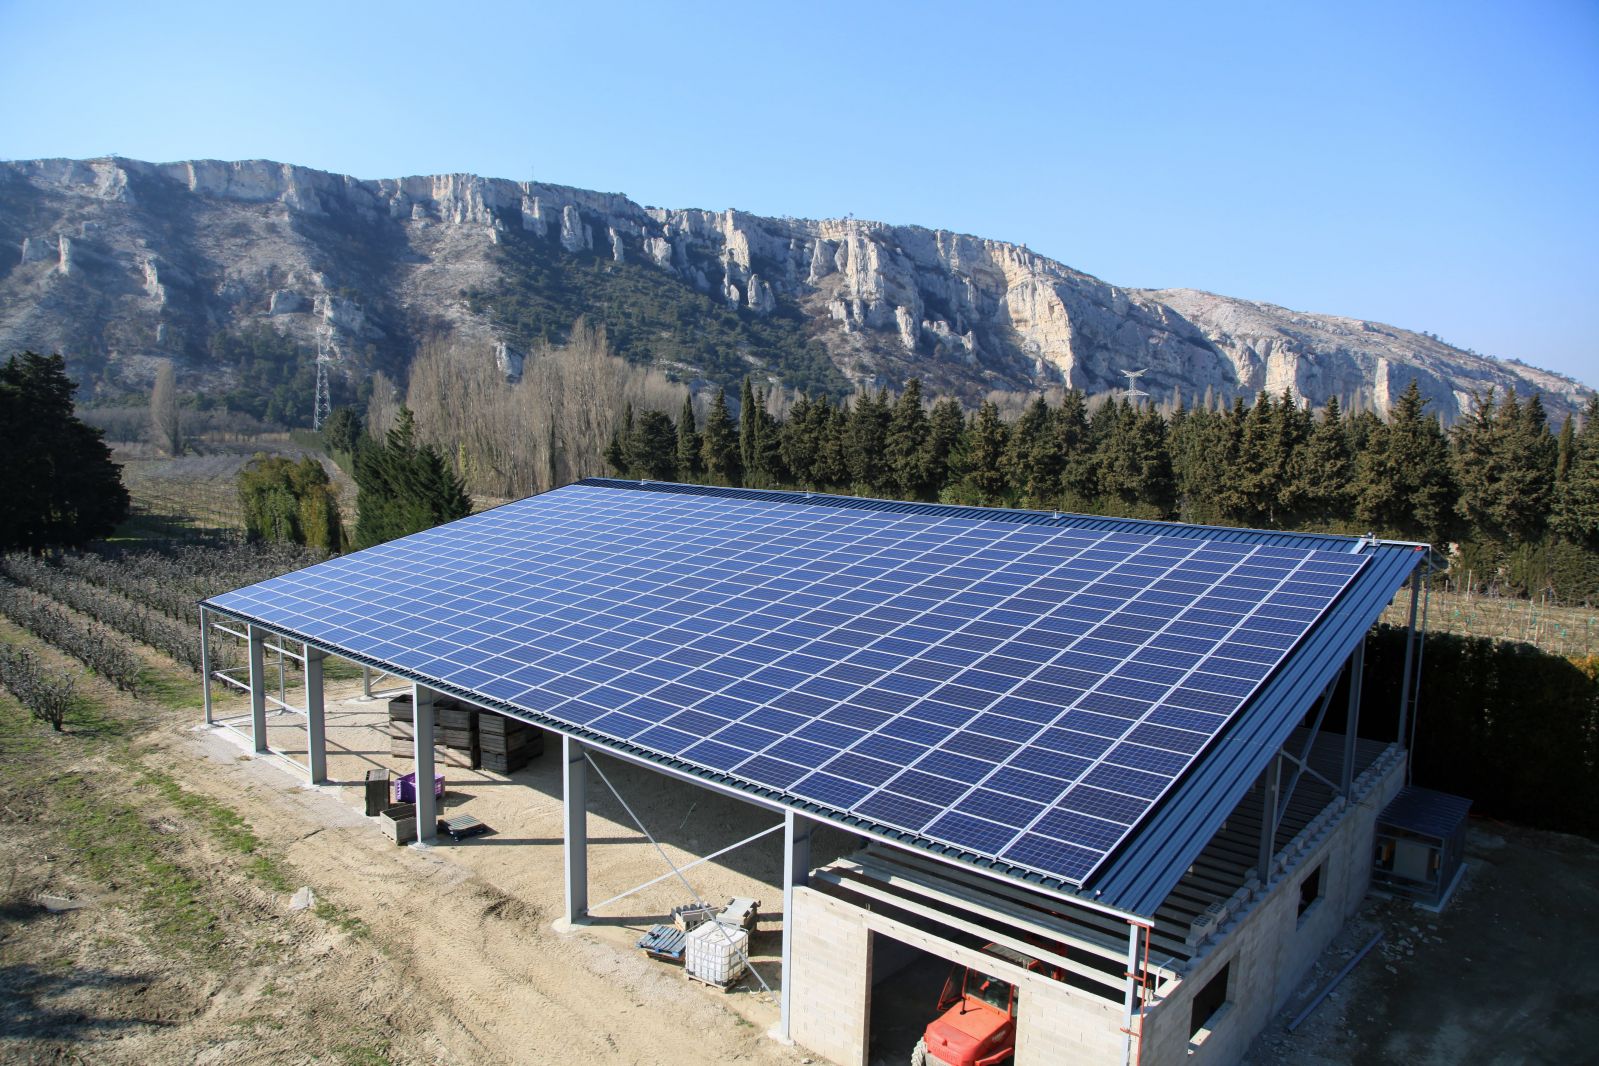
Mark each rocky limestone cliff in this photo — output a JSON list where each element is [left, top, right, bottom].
[[0, 156, 1589, 422]]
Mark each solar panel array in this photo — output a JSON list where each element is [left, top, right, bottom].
[[208, 482, 1367, 886]]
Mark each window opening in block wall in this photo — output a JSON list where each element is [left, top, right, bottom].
[[1298, 862, 1325, 920], [1189, 962, 1230, 1038]]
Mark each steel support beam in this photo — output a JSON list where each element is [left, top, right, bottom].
[[306, 647, 327, 784], [412, 684, 437, 843], [563, 735, 588, 924], [777, 809, 812, 1044], [1257, 753, 1282, 882], [247, 625, 268, 753], [199, 607, 214, 726], [363, 666, 373, 699], [1342, 640, 1365, 796], [1397, 577, 1421, 745]]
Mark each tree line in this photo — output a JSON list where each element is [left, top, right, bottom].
[[605, 377, 1599, 604]]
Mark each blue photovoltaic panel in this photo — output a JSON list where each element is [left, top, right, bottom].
[[205, 481, 1367, 887]]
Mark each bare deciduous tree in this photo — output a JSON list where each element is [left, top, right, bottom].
[[402, 320, 686, 500], [150, 361, 183, 456]]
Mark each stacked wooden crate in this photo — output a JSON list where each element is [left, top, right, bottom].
[[388, 694, 478, 769], [479, 711, 543, 774], [436, 699, 480, 770], [388, 694, 427, 758]]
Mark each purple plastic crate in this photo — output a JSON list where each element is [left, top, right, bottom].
[[393, 771, 445, 804]]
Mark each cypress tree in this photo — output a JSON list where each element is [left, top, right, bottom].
[[779, 394, 820, 487], [606, 402, 634, 475], [738, 377, 757, 479], [675, 394, 700, 481], [751, 386, 786, 487]]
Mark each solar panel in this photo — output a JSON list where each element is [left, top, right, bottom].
[[206, 481, 1366, 887]]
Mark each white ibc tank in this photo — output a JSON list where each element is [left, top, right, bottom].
[[683, 920, 749, 986]]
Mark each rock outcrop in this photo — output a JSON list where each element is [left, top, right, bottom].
[[0, 156, 1588, 421]]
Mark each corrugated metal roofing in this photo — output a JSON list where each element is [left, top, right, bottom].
[[1379, 786, 1472, 840]]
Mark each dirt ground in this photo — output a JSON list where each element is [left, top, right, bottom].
[[5, 661, 1598, 1065], [1246, 823, 1599, 1065]]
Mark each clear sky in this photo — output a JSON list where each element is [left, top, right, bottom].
[[2, 0, 1595, 386]]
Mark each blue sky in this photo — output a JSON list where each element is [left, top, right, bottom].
[[2, 0, 1595, 386]]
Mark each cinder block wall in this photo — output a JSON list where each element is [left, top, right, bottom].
[[1136, 752, 1407, 1065], [789, 888, 872, 1066]]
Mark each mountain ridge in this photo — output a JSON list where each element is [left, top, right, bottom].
[[0, 155, 1589, 423]]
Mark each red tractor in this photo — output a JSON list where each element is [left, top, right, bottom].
[[910, 945, 1040, 1066]]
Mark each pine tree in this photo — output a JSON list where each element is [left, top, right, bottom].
[[1004, 395, 1059, 506], [1056, 391, 1096, 511], [1169, 404, 1233, 525], [629, 409, 679, 481], [779, 394, 821, 487], [1454, 389, 1557, 545], [0, 352, 130, 551], [845, 388, 891, 493], [956, 400, 1010, 505], [1288, 398, 1354, 528], [923, 397, 965, 499], [886, 380, 931, 499], [606, 402, 635, 475], [675, 394, 700, 481], [700, 389, 742, 486], [354, 407, 471, 548], [1098, 403, 1175, 518], [1554, 396, 1599, 548], [1354, 381, 1457, 543]]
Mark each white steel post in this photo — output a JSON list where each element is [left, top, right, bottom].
[[412, 684, 438, 842], [199, 607, 213, 726], [777, 809, 812, 1044], [1342, 642, 1365, 797], [362, 666, 373, 699], [247, 625, 268, 753], [306, 646, 327, 785], [563, 735, 589, 924]]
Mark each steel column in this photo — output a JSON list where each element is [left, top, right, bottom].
[[1396, 577, 1421, 745], [563, 735, 588, 924], [199, 607, 214, 726], [777, 809, 812, 1044], [306, 647, 327, 784], [363, 666, 373, 699], [1118, 921, 1141, 1066], [412, 684, 437, 843], [1258, 754, 1281, 882], [247, 625, 268, 753], [1342, 640, 1365, 796]]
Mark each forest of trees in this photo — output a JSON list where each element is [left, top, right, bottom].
[[597, 377, 1599, 604]]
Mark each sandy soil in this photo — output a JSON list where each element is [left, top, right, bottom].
[[2, 674, 856, 1064]]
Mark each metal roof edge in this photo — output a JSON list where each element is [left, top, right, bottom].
[[1086, 547, 1424, 914]]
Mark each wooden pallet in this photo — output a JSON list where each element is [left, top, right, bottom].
[[636, 923, 686, 963], [684, 970, 738, 993]]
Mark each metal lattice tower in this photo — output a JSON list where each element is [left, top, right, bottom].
[[1121, 368, 1149, 403], [313, 331, 333, 430]]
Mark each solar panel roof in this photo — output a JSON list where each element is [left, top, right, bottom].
[[205, 480, 1371, 889]]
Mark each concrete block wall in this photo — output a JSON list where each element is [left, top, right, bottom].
[[790, 887, 872, 1066], [1135, 751, 1408, 1066], [790, 885, 1126, 1066]]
